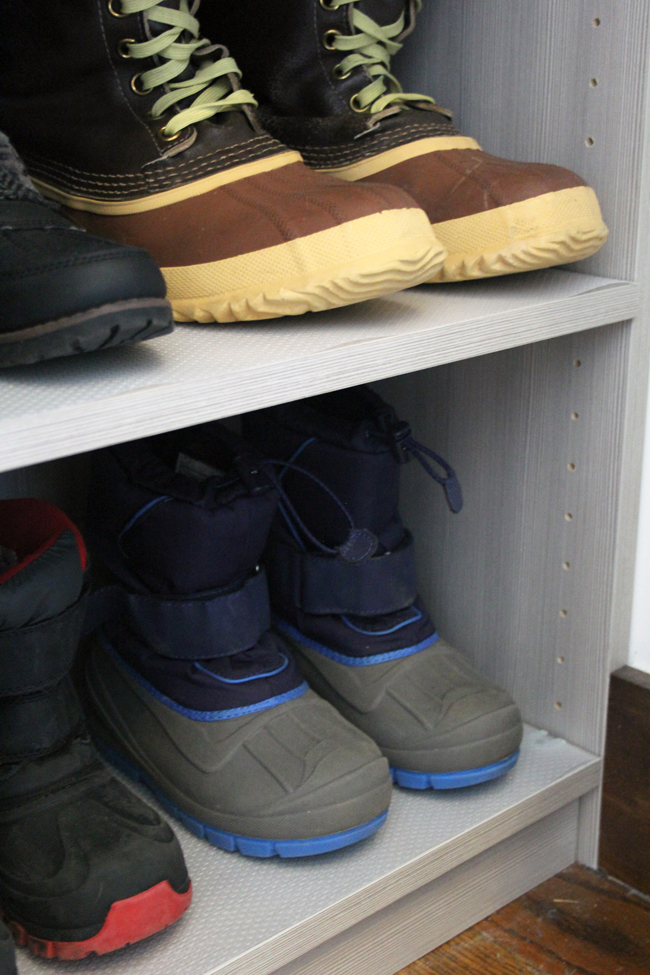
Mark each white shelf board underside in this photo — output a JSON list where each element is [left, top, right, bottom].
[[17, 726, 599, 975], [0, 270, 637, 474]]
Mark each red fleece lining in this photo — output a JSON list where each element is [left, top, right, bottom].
[[0, 499, 87, 585]]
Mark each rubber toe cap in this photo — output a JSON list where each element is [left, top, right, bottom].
[[85, 644, 392, 841], [295, 637, 524, 774]]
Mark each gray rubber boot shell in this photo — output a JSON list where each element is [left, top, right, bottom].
[[85, 639, 391, 840], [283, 634, 523, 773]]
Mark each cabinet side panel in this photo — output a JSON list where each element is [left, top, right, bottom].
[[377, 321, 629, 754]]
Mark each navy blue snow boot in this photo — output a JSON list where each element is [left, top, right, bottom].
[[83, 423, 392, 858], [244, 388, 523, 790]]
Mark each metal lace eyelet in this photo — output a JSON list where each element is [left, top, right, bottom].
[[333, 63, 352, 80], [158, 125, 181, 142], [108, 0, 129, 17], [131, 73, 153, 95], [319, 0, 337, 8], [323, 29, 340, 50], [117, 38, 134, 58], [349, 93, 367, 112]]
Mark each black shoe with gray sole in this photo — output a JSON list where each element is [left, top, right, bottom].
[[0, 131, 173, 368]]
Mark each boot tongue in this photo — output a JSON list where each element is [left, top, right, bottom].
[[0, 500, 85, 631], [140, 0, 206, 113], [139, 0, 255, 132], [355, 0, 408, 27]]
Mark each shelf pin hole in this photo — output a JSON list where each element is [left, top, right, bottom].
[[559, 609, 568, 618], [555, 701, 563, 709], [574, 359, 582, 367], [590, 78, 598, 87], [572, 411, 579, 420], [557, 655, 565, 664], [568, 462, 576, 472], [585, 137, 595, 146], [592, 17, 601, 26], [565, 512, 573, 521], [562, 561, 570, 570]]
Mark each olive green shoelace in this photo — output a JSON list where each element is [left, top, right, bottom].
[[119, 0, 257, 139], [326, 0, 435, 114]]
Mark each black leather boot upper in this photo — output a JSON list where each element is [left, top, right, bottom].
[[0, 0, 284, 202], [0, 131, 167, 334], [201, 0, 458, 168]]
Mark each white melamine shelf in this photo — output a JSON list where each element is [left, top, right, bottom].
[[0, 269, 638, 474], [16, 726, 600, 975]]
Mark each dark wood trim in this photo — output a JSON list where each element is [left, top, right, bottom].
[[599, 665, 650, 895]]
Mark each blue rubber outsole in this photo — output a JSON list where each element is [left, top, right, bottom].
[[390, 750, 520, 790], [96, 739, 388, 858]]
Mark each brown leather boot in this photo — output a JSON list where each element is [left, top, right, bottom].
[[0, 1, 446, 323], [202, 0, 608, 282]]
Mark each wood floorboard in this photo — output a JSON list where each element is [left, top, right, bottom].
[[395, 864, 650, 975]]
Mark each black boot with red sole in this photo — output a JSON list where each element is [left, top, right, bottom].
[[0, 499, 191, 961]]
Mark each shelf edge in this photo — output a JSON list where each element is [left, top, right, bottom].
[[214, 756, 601, 975]]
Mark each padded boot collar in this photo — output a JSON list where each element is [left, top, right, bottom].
[[86, 422, 280, 597], [0, 500, 86, 630]]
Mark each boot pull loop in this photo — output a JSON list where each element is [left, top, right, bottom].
[[374, 416, 412, 463], [264, 459, 379, 563], [404, 437, 463, 514], [372, 413, 463, 513]]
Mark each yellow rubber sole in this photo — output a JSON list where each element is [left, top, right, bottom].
[[429, 186, 608, 282], [164, 209, 447, 322]]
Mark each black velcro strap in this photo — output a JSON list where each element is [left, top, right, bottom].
[[0, 590, 88, 697], [267, 532, 418, 616], [85, 569, 271, 660], [0, 676, 83, 762]]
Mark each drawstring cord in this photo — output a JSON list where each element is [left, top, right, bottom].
[[262, 422, 462, 562], [262, 459, 378, 562], [116, 425, 462, 567]]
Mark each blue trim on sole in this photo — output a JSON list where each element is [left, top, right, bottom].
[[275, 617, 439, 666], [390, 750, 520, 790], [96, 739, 388, 858]]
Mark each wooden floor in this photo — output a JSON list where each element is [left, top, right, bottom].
[[395, 864, 650, 975]]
